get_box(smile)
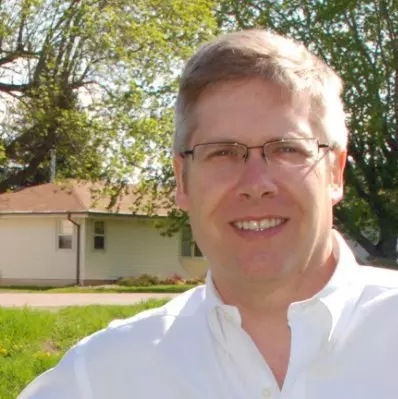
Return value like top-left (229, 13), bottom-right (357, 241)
top-left (233, 218), bottom-right (286, 231)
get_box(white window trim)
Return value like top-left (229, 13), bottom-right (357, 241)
top-left (56, 219), bottom-right (73, 251)
top-left (93, 220), bottom-right (106, 251)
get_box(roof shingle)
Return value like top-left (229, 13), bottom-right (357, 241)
top-left (0, 180), bottom-right (168, 216)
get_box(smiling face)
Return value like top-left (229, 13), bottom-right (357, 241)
top-left (174, 79), bottom-right (346, 289)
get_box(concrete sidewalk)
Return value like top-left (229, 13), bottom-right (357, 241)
top-left (0, 292), bottom-right (179, 308)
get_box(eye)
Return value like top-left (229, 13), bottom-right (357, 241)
top-left (204, 145), bottom-right (245, 161)
top-left (277, 145), bottom-right (298, 153)
top-left (271, 142), bottom-right (312, 156)
top-left (211, 148), bottom-right (240, 157)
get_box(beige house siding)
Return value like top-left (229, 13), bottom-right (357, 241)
top-left (84, 217), bottom-right (187, 281)
top-left (0, 215), bottom-right (78, 284)
top-left (0, 213), bottom-right (206, 286)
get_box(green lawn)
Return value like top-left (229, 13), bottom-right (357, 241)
top-left (0, 284), bottom-right (196, 293)
top-left (0, 300), bottom-right (167, 398)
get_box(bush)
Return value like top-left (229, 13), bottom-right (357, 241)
top-left (117, 274), bottom-right (161, 287)
top-left (116, 273), bottom-right (206, 287)
top-left (185, 275), bottom-right (206, 285)
top-left (159, 274), bottom-right (185, 285)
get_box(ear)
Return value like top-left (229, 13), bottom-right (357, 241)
top-left (329, 149), bottom-right (347, 206)
top-left (173, 155), bottom-right (189, 211)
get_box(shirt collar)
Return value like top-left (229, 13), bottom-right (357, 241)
top-left (205, 271), bottom-right (223, 307)
top-left (205, 270), bottom-right (242, 324)
top-left (205, 229), bottom-right (363, 339)
top-left (312, 230), bottom-right (363, 339)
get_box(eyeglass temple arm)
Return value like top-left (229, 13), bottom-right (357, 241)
top-left (180, 150), bottom-right (194, 158)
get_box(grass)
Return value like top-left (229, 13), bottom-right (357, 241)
top-left (0, 284), bottom-right (196, 293)
top-left (0, 300), bottom-right (167, 398)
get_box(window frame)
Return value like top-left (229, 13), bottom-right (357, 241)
top-left (56, 219), bottom-right (73, 250)
top-left (93, 220), bottom-right (106, 251)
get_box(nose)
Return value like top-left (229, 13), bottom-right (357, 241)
top-left (236, 150), bottom-right (278, 199)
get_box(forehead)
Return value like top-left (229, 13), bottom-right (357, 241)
top-left (190, 79), bottom-right (314, 145)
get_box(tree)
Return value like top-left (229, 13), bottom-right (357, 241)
top-left (0, 0), bottom-right (216, 191)
top-left (215, 0), bottom-right (397, 264)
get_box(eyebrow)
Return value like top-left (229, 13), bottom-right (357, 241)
top-left (281, 131), bottom-right (312, 139)
top-left (204, 129), bottom-right (311, 141)
top-left (196, 133), bottom-right (312, 145)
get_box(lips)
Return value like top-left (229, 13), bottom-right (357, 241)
top-left (233, 217), bottom-right (287, 231)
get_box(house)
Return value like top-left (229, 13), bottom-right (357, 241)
top-left (0, 181), bottom-right (208, 286)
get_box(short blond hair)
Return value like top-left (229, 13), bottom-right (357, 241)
top-left (174, 29), bottom-right (347, 153)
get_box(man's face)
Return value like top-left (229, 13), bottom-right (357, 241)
top-left (174, 79), bottom-right (346, 286)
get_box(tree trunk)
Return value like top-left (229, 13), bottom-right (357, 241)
top-left (376, 218), bottom-right (398, 261)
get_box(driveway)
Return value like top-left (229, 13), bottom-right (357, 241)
top-left (0, 292), bottom-right (179, 308)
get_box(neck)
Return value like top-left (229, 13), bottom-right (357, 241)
top-left (211, 244), bottom-right (337, 320)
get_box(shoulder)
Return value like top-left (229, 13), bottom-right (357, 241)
top-left (77, 284), bottom-right (208, 352)
top-left (72, 285), bottom-right (210, 386)
top-left (358, 265), bottom-right (398, 290)
top-left (108, 284), bottom-right (207, 328)
top-left (18, 286), bottom-right (210, 397)
top-left (356, 265), bottom-right (398, 309)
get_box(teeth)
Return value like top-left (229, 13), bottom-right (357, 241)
top-left (249, 221), bottom-right (259, 230)
top-left (234, 218), bottom-right (284, 231)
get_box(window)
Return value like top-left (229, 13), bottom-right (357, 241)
top-left (57, 220), bottom-right (73, 249)
top-left (181, 227), bottom-right (202, 257)
top-left (94, 221), bottom-right (105, 250)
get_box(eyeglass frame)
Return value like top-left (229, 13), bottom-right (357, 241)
top-left (180, 137), bottom-right (332, 168)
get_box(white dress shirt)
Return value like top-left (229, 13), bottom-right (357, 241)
top-left (19, 231), bottom-right (398, 399)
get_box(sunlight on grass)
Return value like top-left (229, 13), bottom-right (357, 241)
top-left (0, 299), bottom-right (167, 398)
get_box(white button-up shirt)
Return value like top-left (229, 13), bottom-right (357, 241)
top-left (19, 231), bottom-right (398, 399)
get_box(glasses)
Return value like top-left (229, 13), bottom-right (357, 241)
top-left (181, 138), bottom-right (331, 170)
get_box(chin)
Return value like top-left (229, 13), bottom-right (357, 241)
top-left (234, 256), bottom-right (291, 281)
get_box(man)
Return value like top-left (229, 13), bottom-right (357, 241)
top-left (19, 30), bottom-right (398, 399)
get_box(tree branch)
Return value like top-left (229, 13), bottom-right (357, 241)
top-left (345, 161), bottom-right (370, 201)
top-left (334, 206), bottom-right (380, 258)
top-left (0, 82), bottom-right (29, 93)
top-left (0, 143), bottom-right (52, 193)
top-left (0, 49), bottom-right (38, 66)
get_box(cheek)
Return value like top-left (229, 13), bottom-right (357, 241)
top-left (188, 169), bottom-right (232, 206)
top-left (306, 173), bottom-right (334, 223)
top-left (292, 170), bottom-right (329, 214)
top-left (186, 173), bottom-right (239, 237)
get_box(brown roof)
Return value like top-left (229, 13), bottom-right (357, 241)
top-left (0, 180), bottom-right (169, 216)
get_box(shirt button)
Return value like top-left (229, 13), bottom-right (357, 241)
top-left (223, 311), bottom-right (234, 322)
top-left (262, 388), bottom-right (272, 399)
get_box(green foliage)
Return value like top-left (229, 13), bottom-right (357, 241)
top-left (117, 273), bottom-right (161, 287)
top-left (116, 273), bottom-right (202, 287)
top-left (0, 301), bottom-right (167, 398)
top-left (0, 141), bottom-right (5, 165)
top-left (0, 0), bottom-right (216, 191)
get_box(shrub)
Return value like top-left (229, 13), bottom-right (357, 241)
top-left (185, 274), bottom-right (206, 285)
top-left (116, 273), bottom-right (206, 287)
top-left (159, 273), bottom-right (185, 285)
top-left (117, 274), bottom-right (161, 287)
